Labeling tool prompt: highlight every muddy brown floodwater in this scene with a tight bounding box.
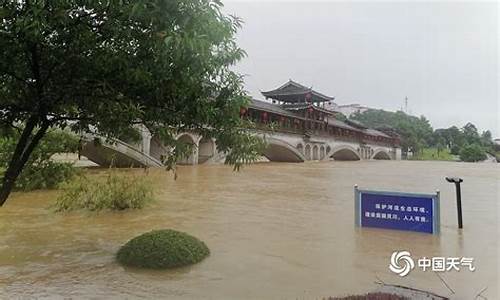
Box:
[0,161,498,299]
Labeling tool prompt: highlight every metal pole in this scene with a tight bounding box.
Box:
[446,177,464,229]
[455,182,463,229]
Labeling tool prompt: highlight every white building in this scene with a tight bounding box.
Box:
[336,104,371,118]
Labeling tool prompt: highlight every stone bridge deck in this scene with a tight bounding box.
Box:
[80,126,400,168]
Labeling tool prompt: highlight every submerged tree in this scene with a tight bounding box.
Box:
[0,0,262,205]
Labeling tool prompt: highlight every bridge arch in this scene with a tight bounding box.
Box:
[312,145,319,160]
[327,145,361,161]
[176,133,198,165]
[149,134,169,161]
[80,134,163,167]
[198,137,215,164]
[304,144,311,160]
[320,145,325,160]
[262,138,305,162]
[371,149,392,160]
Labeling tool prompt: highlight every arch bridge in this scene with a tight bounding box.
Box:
[80,81,401,167]
[80,127,399,167]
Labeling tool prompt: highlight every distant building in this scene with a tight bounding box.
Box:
[336,104,372,118]
[494,138,500,146]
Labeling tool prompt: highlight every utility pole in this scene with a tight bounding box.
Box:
[405,96,408,114]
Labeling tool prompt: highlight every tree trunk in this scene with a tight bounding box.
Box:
[0,119,50,206]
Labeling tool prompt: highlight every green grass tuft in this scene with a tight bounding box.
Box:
[116,229,210,269]
[53,171,154,212]
[409,148,455,161]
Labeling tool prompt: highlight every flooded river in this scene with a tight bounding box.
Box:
[0,161,498,299]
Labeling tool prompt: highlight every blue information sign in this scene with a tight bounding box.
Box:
[354,186,440,234]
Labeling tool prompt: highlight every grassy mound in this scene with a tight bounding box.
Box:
[116,229,210,269]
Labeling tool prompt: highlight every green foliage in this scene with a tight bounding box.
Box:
[0,129,78,191]
[53,172,154,211]
[352,109,496,162]
[0,0,261,203]
[350,110,433,153]
[116,229,210,269]
[409,148,455,161]
[334,112,347,122]
[116,127,143,145]
[450,144,461,155]
[459,144,487,162]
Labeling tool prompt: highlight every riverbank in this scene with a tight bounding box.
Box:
[0,160,498,299]
[408,148,456,161]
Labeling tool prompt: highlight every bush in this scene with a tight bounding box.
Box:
[53,172,154,211]
[116,229,210,269]
[0,129,79,191]
[459,144,487,162]
[14,161,77,191]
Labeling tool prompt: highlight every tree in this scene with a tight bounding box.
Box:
[462,123,481,145]
[436,138,445,156]
[480,130,494,152]
[350,109,433,154]
[0,128,79,191]
[459,144,486,162]
[0,0,261,205]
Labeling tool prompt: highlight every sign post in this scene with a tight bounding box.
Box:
[354,185,440,234]
[445,177,464,229]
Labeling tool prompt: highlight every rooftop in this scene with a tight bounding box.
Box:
[261,80,335,103]
[248,99,390,138]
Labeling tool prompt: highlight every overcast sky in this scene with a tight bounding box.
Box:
[223,1,499,137]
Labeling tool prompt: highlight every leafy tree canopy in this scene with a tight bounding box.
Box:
[351,109,496,161]
[0,0,261,205]
[459,144,487,162]
[350,109,433,153]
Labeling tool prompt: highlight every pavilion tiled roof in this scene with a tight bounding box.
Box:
[345,119,368,129]
[281,103,338,115]
[363,128,391,138]
[248,99,306,120]
[261,80,335,103]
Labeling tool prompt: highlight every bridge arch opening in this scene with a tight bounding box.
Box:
[149,135,169,161]
[330,147,361,161]
[312,145,319,160]
[305,144,311,160]
[372,150,391,160]
[262,139,304,162]
[177,134,197,165]
[320,146,325,160]
[198,137,215,164]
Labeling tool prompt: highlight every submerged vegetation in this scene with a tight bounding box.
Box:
[53,172,154,212]
[116,229,210,269]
